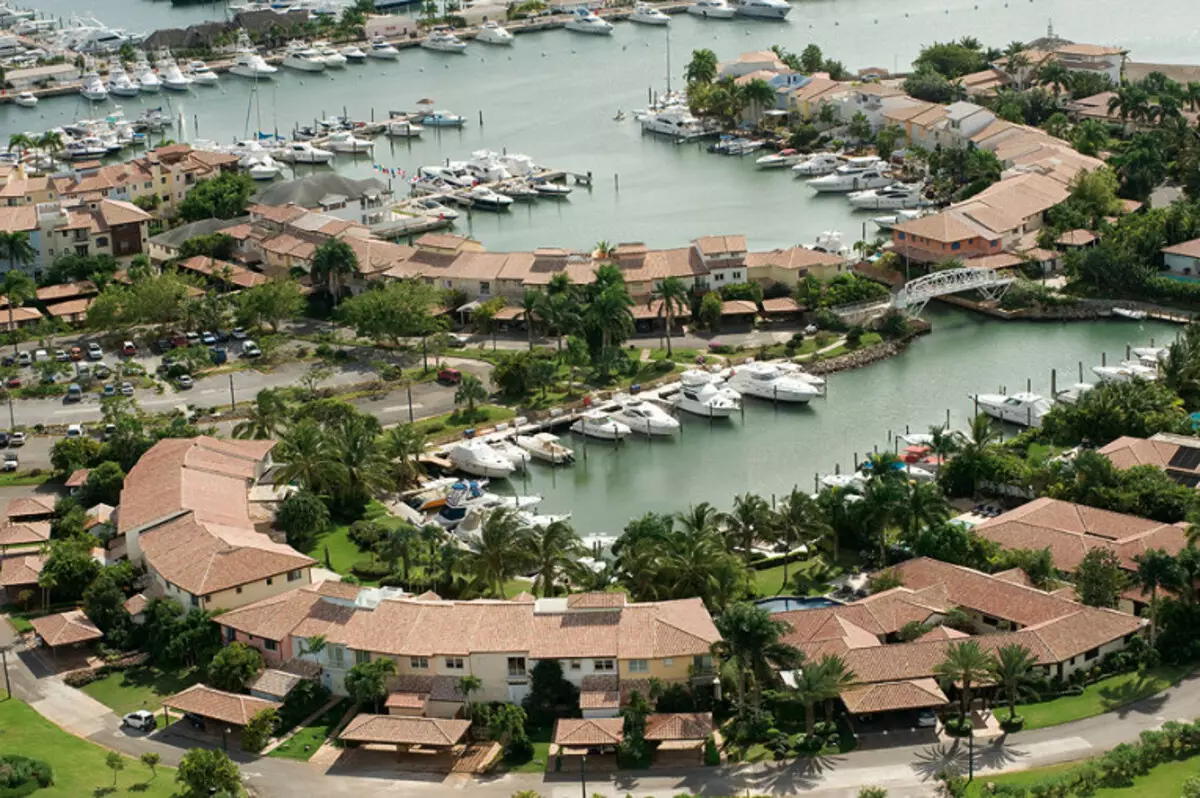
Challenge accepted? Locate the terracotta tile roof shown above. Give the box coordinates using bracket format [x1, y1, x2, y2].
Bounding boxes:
[761, 297, 803, 314]
[0, 553, 43, 587]
[0, 522, 50, 547]
[509, 591, 536, 603]
[384, 691, 426, 709]
[37, 281, 97, 303]
[312, 580, 363, 600]
[1057, 229, 1097, 246]
[553, 718, 624, 747]
[643, 712, 714, 741]
[721, 300, 758, 316]
[694, 235, 747, 256]
[6, 496, 55, 520]
[97, 199, 151, 227]
[123, 593, 148, 615]
[914, 625, 968, 642]
[745, 246, 844, 273]
[415, 233, 472, 252]
[65, 468, 91, 489]
[890, 557, 1081, 626]
[1099, 435, 1200, 476]
[631, 298, 693, 321]
[163, 685, 281, 726]
[387, 674, 462, 703]
[249, 203, 308, 225]
[567, 592, 626, 609]
[413, 590, 442, 601]
[30, 610, 102, 647]
[339, 713, 470, 746]
[840, 678, 948, 714]
[579, 675, 619, 710]
[248, 668, 306, 699]
[44, 298, 94, 318]
[896, 210, 992, 243]
[1055, 43, 1124, 57]
[1163, 238, 1200, 259]
[216, 586, 350, 641]
[992, 568, 1035, 587]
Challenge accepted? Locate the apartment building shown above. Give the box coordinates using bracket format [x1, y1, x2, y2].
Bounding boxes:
[0, 198, 151, 277]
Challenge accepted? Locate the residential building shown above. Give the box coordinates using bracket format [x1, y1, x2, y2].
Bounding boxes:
[718, 50, 786, 79]
[1098, 434, 1200, 488]
[252, 173, 394, 226]
[0, 198, 151, 278]
[1162, 239, 1200, 276]
[785, 76, 851, 122]
[838, 82, 911, 130]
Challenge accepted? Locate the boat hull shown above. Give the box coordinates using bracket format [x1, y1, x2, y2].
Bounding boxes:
[229, 66, 276, 78]
[283, 58, 326, 72]
[676, 399, 735, 418]
[687, 5, 735, 16]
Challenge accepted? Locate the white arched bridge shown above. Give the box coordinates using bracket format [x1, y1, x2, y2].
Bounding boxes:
[892, 267, 1015, 316]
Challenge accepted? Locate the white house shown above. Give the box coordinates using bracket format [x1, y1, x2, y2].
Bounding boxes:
[1163, 238, 1200, 276]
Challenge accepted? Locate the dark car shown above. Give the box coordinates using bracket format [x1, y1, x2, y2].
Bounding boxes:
[1, 355, 13, 367]
[170, 333, 189, 349]
[151, 338, 173, 355]
[183, 713, 206, 730]
[0, 431, 11, 447]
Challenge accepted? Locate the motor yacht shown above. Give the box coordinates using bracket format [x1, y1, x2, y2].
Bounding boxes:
[341, 44, 367, 62]
[79, 71, 108, 102]
[730, 0, 790, 18]
[792, 152, 842, 176]
[132, 57, 161, 92]
[157, 55, 193, 91]
[1111, 307, 1148, 320]
[641, 107, 706, 140]
[367, 37, 400, 59]
[325, 130, 374, 153]
[807, 163, 891, 193]
[422, 29, 467, 53]
[496, 181, 540, 201]
[245, 154, 282, 181]
[282, 41, 326, 71]
[230, 37, 278, 78]
[1132, 346, 1168, 364]
[419, 109, 466, 127]
[971, 391, 1053, 427]
[409, 197, 459, 220]
[14, 92, 37, 108]
[274, 140, 334, 164]
[708, 136, 764, 155]
[467, 185, 513, 210]
[427, 480, 542, 528]
[774, 362, 826, 390]
[106, 65, 140, 97]
[687, 0, 736, 17]
[532, 180, 571, 197]
[1054, 382, 1094, 405]
[1092, 361, 1159, 383]
[726, 362, 820, 403]
[565, 8, 614, 34]
[185, 61, 219, 85]
[418, 164, 476, 188]
[609, 395, 679, 436]
[570, 410, 631, 440]
[386, 118, 424, 138]
[447, 440, 516, 478]
[312, 40, 347, 67]
[465, 149, 513, 182]
[63, 138, 110, 159]
[475, 21, 514, 45]
[848, 182, 925, 210]
[756, 149, 804, 169]
[630, 2, 671, 24]
[871, 208, 929, 231]
[673, 379, 741, 418]
[486, 438, 531, 471]
[515, 432, 575, 464]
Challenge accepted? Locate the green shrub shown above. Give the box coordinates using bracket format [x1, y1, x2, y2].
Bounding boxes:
[0, 755, 54, 796]
[350, 558, 391, 579]
[703, 735, 720, 766]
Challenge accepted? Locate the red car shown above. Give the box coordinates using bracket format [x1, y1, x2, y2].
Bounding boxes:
[437, 368, 462, 385]
[121, 341, 137, 356]
[5, 377, 20, 388]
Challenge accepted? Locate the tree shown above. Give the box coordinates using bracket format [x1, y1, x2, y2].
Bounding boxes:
[846, 111, 872, 142]
[875, 123, 906, 161]
[1134, 549, 1182, 648]
[175, 748, 241, 797]
[241, 707, 278, 752]
[177, 172, 255, 222]
[233, 389, 289, 440]
[1072, 118, 1110, 157]
[947, 413, 1000, 499]
[0, 267, 34, 353]
[895, 480, 951, 539]
[457, 673, 482, 720]
[903, 69, 955, 103]
[79, 461, 125, 507]
[380, 423, 426, 489]
[991, 643, 1040, 723]
[721, 493, 770, 566]
[310, 239, 358, 306]
[454, 373, 488, 415]
[276, 489, 329, 551]
[934, 640, 997, 720]
[275, 419, 341, 495]
[82, 565, 132, 639]
[207, 642, 264, 691]
[913, 40, 985, 79]
[529, 519, 586, 597]
[528, 358, 557, 400]
[564, 335, 589, 396]
[743, 78, 777, 115]
[712, 602, 801, 710]
[40, 536, 100, 601]
[462, 507, 534, 597]
[326, 413, 393, 511]
[140, 752, 160, 780]
[1111, 132, 1169, 201]
[652, 276, 689, 357]
[344, 657, 396, 712]
[773, 488, 831, 592]
[684, 48, 718, 84]
[792, 654, 856, 736]
[699, 291, 722, 332]
[235, 278, 305, 333]
[339, 279, 443, 345]
[519, 288, 540, 350]
[105, 751, 124, 788]
[799, 44, 824, 74]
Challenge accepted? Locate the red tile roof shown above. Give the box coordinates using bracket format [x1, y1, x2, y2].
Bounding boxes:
[339, 714, 470, 746]
[163, 685, 281, 726]
[553, 718, 623, 747]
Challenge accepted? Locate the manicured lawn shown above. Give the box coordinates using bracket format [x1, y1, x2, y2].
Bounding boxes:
[80, 665, 202, 716]
[1006, 664, 1193, 731]
[0, 471, 52, 487]
[304, 500, 393, 582]
[967, 755, 1200, 797]
[269, 699, 349, 761]
[0, 698, 178, 798]
[752, 552, 859, 597]
[501, 726, 552, 773]
[415, 405, 516, 440]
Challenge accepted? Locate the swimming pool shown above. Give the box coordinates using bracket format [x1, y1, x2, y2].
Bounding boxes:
[755, 596, 843, 613]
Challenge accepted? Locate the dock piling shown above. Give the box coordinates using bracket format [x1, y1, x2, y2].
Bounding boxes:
[614, 173, 619, 192]
[1125, 344, 1131, 360]
[1078, 361, 1084, 383]
[1051, 368, 1057, 397]
[479, 110, 484, 126]
[1026, 377, 1031, 392]
[1102, 352, 1107, 367]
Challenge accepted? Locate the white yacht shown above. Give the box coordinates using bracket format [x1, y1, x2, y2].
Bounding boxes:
[14, 92, 37, 108]
[515, 432, 575, 465]
[727, 363, 820, 403]
[132, 57, 161, 92]
[565, 8, 614, 34]
[972, 392, 1053, 428]
[533, 180, 572, 197]
[106, 65, 140, 98]
[756, 149, 804, 169]
[808, 163, 891, 193]
[419, 109, 466, 127]
[1092, 361, 1159, 383]
[422, 29, 467, 53]
[230, 38, 278, 78]
[282, 41, 326, 71]
[341, 44, 367, 62]
[157, 55, 193, 91]
[775, 362, 826, 391]
[730, 0, 790, 18]
[848, 183, 925, 210]
[408, 197, 459, 220]
[792, 152, 843, 176]
[185, 61, 219, 85]
[325, 130, 374, 153]
[312, 41, 347, 67]
[641, 107, 705, 140]
[687, 0, 736, 17]
[571, 410, 631, 441]
[467, 185, 514, 210]
[448, 440, 516, 479]
[367, 37, 400, 59]
[630, 2, 671, 24]
[1055, 382, 1094, 405]
[245, 154, 282, 181]
[673, 380, 741, 418]
[79, 71, 108, 102]
[275, 140, 334, 164]
[872, 208, 929, 232]
[386, 118, 424, 138]
[486, 438, 531, 471]
[609, 396, 679, 436]
[475, 21, 514, 45]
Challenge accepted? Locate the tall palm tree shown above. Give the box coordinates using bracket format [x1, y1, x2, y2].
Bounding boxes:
[232, 388, 288, 439]
[7, 133, 33, 156]
[520, 288, 540, 351]
[793, 654, 857, 735]
[684, 48, 718, 85]
[310, 238, 358, 306]
[380, 423, 426, 489]
[529, 519, 586, 597]
[927, 425, 960, 467]
[957, 414, 1000, 499]
[328, 414, 394, 503]
[1133, 549, 1181, 647]
[815, 485, 859, 563]
[1184, 81, 1200, 112]
[721, 493, 771, 566]
[713, 602, 801, 710]
[274, 419, 341, 494]
[1037, 62, 1072, 98]
[773, 489, 831, 593]
[896, 480, 951, 539]
[991, 643, 1040, 723]
[667, 523, 747, 613]
[651, 276, 690, 357]
[0, 268, 34, 354]
[584, 280, 634, 355]
[933, 640, 997, 721]
[454, 373, 488, 415]
[35, 130, 63, 157]
[462, 507, 535, 597]
[457, 674, 483, 719]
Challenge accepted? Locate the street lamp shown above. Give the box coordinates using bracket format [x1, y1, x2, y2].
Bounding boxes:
[0, 642, 11, 699]
[579, 753, 587, 798]
[222, 726, 231, 752]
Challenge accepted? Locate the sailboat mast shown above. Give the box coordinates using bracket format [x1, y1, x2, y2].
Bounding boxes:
[665, 26, 671, 94]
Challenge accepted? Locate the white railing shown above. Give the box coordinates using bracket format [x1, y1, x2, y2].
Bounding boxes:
[893, 267, 1015, 315]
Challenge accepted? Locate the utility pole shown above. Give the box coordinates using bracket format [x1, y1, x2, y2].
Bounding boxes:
[228, 373, 236, 411]
[0, 644, 11, 699]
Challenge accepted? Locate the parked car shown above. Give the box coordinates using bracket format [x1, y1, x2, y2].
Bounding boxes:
[437, 368, 462, 385]
[87, 342, 103, 360]
[16, 351, 30, 366]
[170, 333, 189, 349]
[231, 327, 248, 340]
[65, 383, 82, 402]
[150, 338, 172, 355]
[103, 423, 117, 440]
[121, 341, 137, 356]
[201, 331, 217, 345]
[176, 374, 194, 389]
[121, 710, 157, 732]
[0, 431, 10, 447]
[1, 453, 17, 472]
[8, 432, 24, 447]
[1, 355, 13, 367]
[54, 349, 68, 362]
[5, 377, 19, 389]
[183, 713, 206, 730]
[103, 384, 115, 397]
[241, 341, 261, 358]
[33, 349, 47, 362]
[66, 424, 84, 438]
[69, 346, 83, 361]
[209, 347, 227, 365]
[446, 332, 469, 348]
[916, 709, 938, 729]
[94, 364, 111, 380]
[185, 332, 200, 346]
[120, 382, 134, 396]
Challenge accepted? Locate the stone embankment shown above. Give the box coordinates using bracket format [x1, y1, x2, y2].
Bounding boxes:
[807, 338, 913, 375]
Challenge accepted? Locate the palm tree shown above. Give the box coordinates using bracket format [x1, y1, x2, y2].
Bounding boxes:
[540, 292, 579, 356]
[275, 419, 341, 494]
[896, 480, 951, 539]
[529, 519, 586, 597]
[651, 276, 690, 357]
[457, 674, 483, 718]
[721, 493, 770, 566]
[1037, 62, 1072, 98]
[991, 643, 1040, 723]
[712, 602, 801, 710]
[773, 489, 830, 593]
[958, 414, 1000, 499]
[520, 288, 540, 351]
[684, 48, 718, 85]
[593, 240, 616, 259]
[928, 425, 960, 467]
[7, 133, 33, 156]
[377, 524, 418, 581]
[677, 501, 721, 538]
[933, 640, 997, 721]
[380, 423, 426, 489]
[584, 280, 634, 360]
[327, 414, 394, 503]
[310, 238, 358, 306]
[1107, 85, 1151, 125]
[0, 268, 34, 354]
[463, 507, 535, 597]
[815, 485, 859, 563]
[792, 654, 857, 736]
[742, 78, 777, 113]
[35, 131, 63, 157]
[1133, 549, 1181, 648]
[666, 529, 747, 613]
[1184, 81, 1200, 112]
[454, 373, 488, 415]
[232, 388, 288, 439]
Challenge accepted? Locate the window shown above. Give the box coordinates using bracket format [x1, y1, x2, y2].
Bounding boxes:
[410, 656, 429, 669]
[1084, 647, 1100, 661]
[264, 639, 277, 651]
[627, 659, 649, 673]
[445, 657, 465, 670]
[897, 232, 906, 240]
[266, 577, 273, 586]
[189, 594, 199, 608]
[95, 236, 108, 247]
[144, 182, 152, 189]
[569, 660, 582, 671]
[287, 570, 302, 582]
[507, 657, 527, 677]
[731, 271, 742, 280]
[663, 658, 674, 667]
[951, 242, 960, 251]
[593, 659, 615, 672]
[328, 646, 346, 668]
[224, 627, 236, 643]
[355, 650, 371, 666]
[479, 281, 491, 295]
[161, 177, 167, 185]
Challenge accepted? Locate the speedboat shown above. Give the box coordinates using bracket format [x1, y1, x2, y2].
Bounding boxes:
[106, 65, 140, 97]
[341, 45, 367, 62]
[427, 480, 541, 528]
[730, 0, 790, 18]
[565, 8, 614, 34]
[609, 396, 679, 436]
[971, 391, 1053, 428]
[673, 380, 741, 418]
[808, 163, 891, 193]
[872, 208, 929, 232]
[409, 197, 459, 219]
[14, 92, 37, 108]
[133, 58, 161, 92]
[386, 118, 424, 138]
[1092, 362, 1159, 383]
[156, 54, 193, 91]
[1132, 346, 1168, 364]
[496, 181, 539, 201]
[515, 432, 575, 464]
[283, 41, 327, 71]
[422, 29, 467, 53]
[792, 152, 843, 176]
[420, 109, 466, 127]
[630, 2, 671, 24]
[467, 186, 513, 210]
[570, 410, 631, 440]
[726, 362, 820, 403]
[475, 21, 514, 45]
[312, 41, 347, 67]
[448, 440, 516, 479]
[275, 141, 334, 164]
[486, 438, 531, 471]
[367, 37, 400, 59]
[245, 154, 282, 181]
[641, 107, 706, 140]
[1054, 382, 1094, 405]
[185, 61, 219, 85]
[687, 0, 736, 17]
[230, 40, 278, 78]
[532, 180, 571, 197]
[848, 183, 925, 210]
[80, 72, 109, 102]
[418, 164, 476, 188]
[325, 130, 374, 153]
[1112, 307, 1148, 320]
[756, 149, 804, 169]
[709, 136, 764, 155]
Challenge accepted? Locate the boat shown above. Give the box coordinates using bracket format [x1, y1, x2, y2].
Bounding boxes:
[13, 92, 37, 108]
[467, 185, 514, 210]
[185, 61, 219, 85]
[570, 410, 631, 440]
[515, 432, 575, 464]
[565, 8, 614, 34]
[275, 140, 334, 164]
[792, 152, 843, 177]
[1092, 362, 1159, 383]
[367, 37, 400, 59]
[312, 40, 347, 67]
[1054, 382, 1094, 405]
[427, 480, 541, 527]
[686, 0, 736, 17]
[1132, 346, 1168, 364]
[155, 53, 192, 91]
[409, 197, 459, 219]
[79, 71, 109, 102]
[63, 138, 110, 160]
[495, 181, 539, 201]
[419, 109, 466, 127]
[726, 362, 820, 403]
[418, 164, 476, 188]
[774, 362, 826, 390]
[386, 117, 424, 138]
[422, 28, 468, 53]
[341, 44, 367, 62]
[848, 182, 925, 210]
[132, 57, 161, 92]
[708, 136, 764, 155]
[871, 208, 929, 232]
[756, 149, 804, 169]
[672, 378, 741, 418]
[448, 440, 516, 478]
[230, 36, 278, 78]
[282, 41, 326, 71]
[106, 65, 140, 97]
[609, 395, 680, 436]
[630, 2, 671, 24]
[971, 391, 1053, 427]
[730, 0, 790, 19]
[325, 130, 374, 153]
[245, 154, 282, 180]
[640, 107, 706, 140]
[807, 163, 891, 193]
[1112, 307, 1148, 320]
[532, 180, 571, 197]
[486, 438, 531, 470]
[475, 21, 514, 45]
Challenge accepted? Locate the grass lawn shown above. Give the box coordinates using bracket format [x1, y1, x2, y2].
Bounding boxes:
[0, 471, 53, 487]
[967, 755, 1200, 797]
[80, 665, 202, 716]
[752, 552, 859, 597]
[0, 698, 178, 798]
[500, 726, 552, 773]
[4, 603, 78, 634]
[269, 699, 349, 761]
[415, 405, 516, 440]
[1005, 664, 1193, 731]
[304, 500, 394, 582]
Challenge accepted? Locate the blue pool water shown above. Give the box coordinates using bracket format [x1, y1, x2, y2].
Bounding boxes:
[755, 596, 844, 613]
